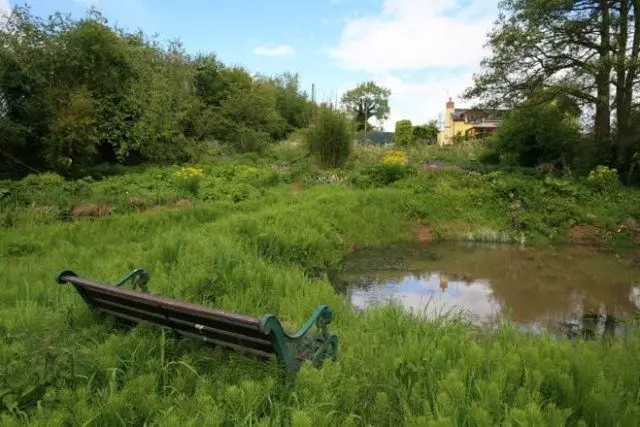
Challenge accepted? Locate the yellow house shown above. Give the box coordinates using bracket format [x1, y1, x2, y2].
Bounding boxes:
[439, 98, 505, 146]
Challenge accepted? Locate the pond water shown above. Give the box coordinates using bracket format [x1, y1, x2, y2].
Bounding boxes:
[332, 242, 640, 335]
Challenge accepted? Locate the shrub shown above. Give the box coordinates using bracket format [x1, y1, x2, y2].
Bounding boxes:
[351, 149, 414, 187]
[587, 165, 620, 193]
[307, 104, 352, 168]
[173, 166, 204, 196]
[489, 102, 581, 168]
[413, 122, 439, 144]
[394, 120, 414, 146]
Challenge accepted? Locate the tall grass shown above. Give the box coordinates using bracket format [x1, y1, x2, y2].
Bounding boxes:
[1, 145, 640, 425]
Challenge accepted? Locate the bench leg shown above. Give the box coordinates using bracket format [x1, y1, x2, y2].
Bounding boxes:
[259, 305, 338, 373]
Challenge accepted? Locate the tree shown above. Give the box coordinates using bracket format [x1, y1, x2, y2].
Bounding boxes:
[413, 121, 439, 144]
[211, 68, 286, 152]
[341, 82, 391, 133]
[192, 54, 226, 107]
[269, 72, 312, 132]
[465, 0, 640, 181]
[394, 120, 414, 146]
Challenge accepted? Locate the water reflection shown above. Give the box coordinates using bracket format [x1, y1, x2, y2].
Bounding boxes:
[348, 272, 501, 324]
[336, 243, 640, 334]
[631, 287, 640, 310]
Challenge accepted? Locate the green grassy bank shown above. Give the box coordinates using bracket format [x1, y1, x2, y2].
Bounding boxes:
[1, 143, 640, 425]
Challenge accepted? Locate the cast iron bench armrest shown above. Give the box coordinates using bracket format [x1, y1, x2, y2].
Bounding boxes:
[56, 269, 338, 374]
[260, 305, 338, 370]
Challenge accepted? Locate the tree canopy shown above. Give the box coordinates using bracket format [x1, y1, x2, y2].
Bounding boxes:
[341, 82, 391, 132]
[466, 0, 640, 182]
[0, 6, 314, 178]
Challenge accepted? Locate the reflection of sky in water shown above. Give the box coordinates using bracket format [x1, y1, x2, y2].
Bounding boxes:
[341, 243, 640, 332]
[631, 287, 640, 310]
[348, 273, 501, 324]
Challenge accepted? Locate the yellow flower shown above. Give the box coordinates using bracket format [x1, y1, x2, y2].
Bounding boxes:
[381, 150, 408, 166]
[173, 166, 204, 179]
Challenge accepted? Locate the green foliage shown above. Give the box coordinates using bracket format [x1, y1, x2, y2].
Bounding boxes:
[587, 166, 620, 193]
[466, 0, 640, 178]
[307, 104, 352, 169]
[269, 72, 312, 132]
[1, 144, 640, 424]
[341, 81, 391, 132]
[394, 120, 414, 146]
[0, 6, 312, 177]
[49, 87, 100, 164]
[489, 102, 581, 168]
[413, 121, 439, 144]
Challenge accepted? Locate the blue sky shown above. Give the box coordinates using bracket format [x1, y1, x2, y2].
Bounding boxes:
[2, 0, 499, 130]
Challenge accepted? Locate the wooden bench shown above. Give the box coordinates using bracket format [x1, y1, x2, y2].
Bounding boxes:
[56, 268, 338, 374]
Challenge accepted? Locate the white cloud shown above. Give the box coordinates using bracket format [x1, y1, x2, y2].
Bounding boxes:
[330, 0, 499, 130]
[0, 0, 10, 14]
[373, 71, 478, 130]
[330, 0, 496, 72]
[253, 44, 294, 57]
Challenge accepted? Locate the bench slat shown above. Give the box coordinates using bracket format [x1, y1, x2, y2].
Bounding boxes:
[90, 295, 274, 352]
[63, 276, 261, 328]
[80, 287, 268, 341]
[97, 307, 274, 358]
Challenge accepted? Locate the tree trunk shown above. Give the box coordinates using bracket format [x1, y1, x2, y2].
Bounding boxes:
[595, 0, 612, 163]
[617, 0, 640, 180]
[615, 0, 629, 137]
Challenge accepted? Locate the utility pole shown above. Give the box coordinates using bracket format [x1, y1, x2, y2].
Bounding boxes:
[311, 83, 316, 103]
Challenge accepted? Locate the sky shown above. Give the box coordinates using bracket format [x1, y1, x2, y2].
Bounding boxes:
[1, 0, 500, 131]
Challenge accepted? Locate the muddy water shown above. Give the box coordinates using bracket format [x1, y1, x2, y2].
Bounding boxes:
[333, 242, 640, 334]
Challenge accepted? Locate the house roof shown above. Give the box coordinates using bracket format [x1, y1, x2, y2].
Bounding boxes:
[451, 107, 507, 121]
[451, 109, 470, 120]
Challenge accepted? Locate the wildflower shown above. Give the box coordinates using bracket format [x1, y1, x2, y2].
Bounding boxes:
[381, 150, 409, 166]
[173, 166, 204, 179]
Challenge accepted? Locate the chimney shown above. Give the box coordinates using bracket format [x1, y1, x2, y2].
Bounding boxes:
[446, 97, 454, 109]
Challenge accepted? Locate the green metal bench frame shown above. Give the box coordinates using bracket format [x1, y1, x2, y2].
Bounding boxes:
[56, 269, 338, 374]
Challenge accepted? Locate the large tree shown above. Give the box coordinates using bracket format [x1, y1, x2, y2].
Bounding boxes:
[465, 0, 640, 181]
[341, 81, 391, 132]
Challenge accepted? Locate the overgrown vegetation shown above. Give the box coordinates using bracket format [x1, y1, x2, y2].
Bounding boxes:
[2, 139, 640, 425]
[2, 2, 640, 425]
[0, 7, 313, 178]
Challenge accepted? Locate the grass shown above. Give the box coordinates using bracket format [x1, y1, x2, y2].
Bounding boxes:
[1, 142, 640, 425]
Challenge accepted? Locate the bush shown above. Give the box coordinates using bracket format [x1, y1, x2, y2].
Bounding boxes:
[351, 149, 414, 187]
[587, 165, 620, 193]
[413, 123, 439, 144]
[307, 105, 352, 168]
[394, 120, 414, 146]
[489, 102, 581, 168]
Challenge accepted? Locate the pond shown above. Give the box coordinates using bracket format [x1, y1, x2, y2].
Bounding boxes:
[332, 242, 640, 336]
